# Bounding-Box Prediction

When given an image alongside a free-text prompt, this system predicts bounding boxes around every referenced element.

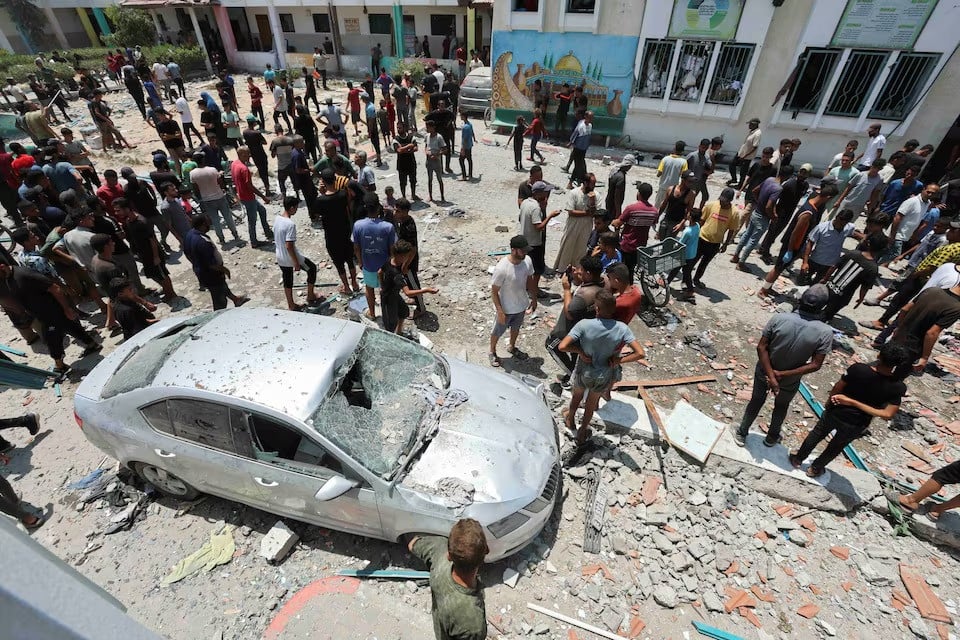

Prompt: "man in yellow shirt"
[690,187,739,288]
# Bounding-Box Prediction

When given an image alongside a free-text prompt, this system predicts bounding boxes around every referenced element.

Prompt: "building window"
[784,48,841,114]
[175,8,191,31]
[870,52,940,121]
[368,13,392,35]
[278,13,295,33]
[824,50,888,117]
[312,13,330,33]
[635,39,676,99]
[670,41,714,102]
[566,0,595,13]
[514,0,539,10]
[430,15,455,36]
[706,43,755,105]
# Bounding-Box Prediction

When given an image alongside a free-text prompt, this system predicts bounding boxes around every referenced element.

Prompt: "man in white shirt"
[884,184,939,264]
[488,235,537,367]
[727,117,761,187]
[856,122,886,171]
[432,65,445,90]
[275,195,320,311]
[267,79,291,130]
[312,47,329,90]
[354,151,376,191]
[826,139,858,172]
[173,88,203,151]
[152,61,173,103]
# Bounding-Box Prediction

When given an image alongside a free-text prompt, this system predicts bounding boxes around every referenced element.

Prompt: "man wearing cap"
[519,181,561,294]
[352,192,397,319]
[687,139,713,208]
[605,155,634,222]
[758,163,811,264]
[691,187,739,287]
[489,235,537,367]
[728,117,761,187]
[554,174,597,272]
[735,285,833,447]
[801,207,857,284]
[732,164,792,269]
[656,141,688,210]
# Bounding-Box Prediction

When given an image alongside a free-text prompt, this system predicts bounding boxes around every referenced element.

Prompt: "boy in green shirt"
[409,519,489,640]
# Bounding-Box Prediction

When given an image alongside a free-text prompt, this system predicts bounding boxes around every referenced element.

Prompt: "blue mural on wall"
[491,30,639,132]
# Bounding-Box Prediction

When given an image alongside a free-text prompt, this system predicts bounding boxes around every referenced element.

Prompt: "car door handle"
[254,477,279,487]
[154,449,176,458]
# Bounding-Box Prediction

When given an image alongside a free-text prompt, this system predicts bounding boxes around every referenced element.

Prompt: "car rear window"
[101,313,219,399]
[462,75,491,89]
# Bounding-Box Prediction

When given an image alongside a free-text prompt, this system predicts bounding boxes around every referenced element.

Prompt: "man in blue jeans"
[732,163,792,269]
[231,146,273,248]
[352,192,396,319]
[734,285,833,447]
[189,152,241,245]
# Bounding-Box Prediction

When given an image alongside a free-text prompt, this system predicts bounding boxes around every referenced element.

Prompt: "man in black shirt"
[182,215,249,310]
[120,167,171,252]
[518,166,542,207]
[113,197,179,303]
[820,234,886,322]
[0,262,100,373]
[737,146,775,224]
[392,122,419,200]
[155,109,186,168]
[242,115,273,195]
[316,169,359,294]
[421,71,439,113]
[425,100,455,173]
[758,162,811,263]
[108,277,156,340]
[391,197,425,316]
[889,283,960,379]
[789,341,908,478]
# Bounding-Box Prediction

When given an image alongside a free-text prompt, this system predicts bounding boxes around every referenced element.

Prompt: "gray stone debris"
[816,619,837,637]
[703,591,724,613]
[908,618,932,639]
[652,532,674,553]
[259,520,299,564]
[687,491,708,506]
[653,585,679,609]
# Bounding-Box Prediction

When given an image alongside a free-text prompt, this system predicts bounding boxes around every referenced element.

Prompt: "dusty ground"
[2,76,960,640]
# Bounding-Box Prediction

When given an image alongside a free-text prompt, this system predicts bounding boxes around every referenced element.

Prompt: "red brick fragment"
[797,604,820,619]
[830,546,850,561]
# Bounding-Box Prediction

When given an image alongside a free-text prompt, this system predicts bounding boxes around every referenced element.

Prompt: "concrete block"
[259,520,299,564]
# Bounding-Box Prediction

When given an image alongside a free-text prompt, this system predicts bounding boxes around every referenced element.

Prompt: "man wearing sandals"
[788,341,908,479]
[559,290,646,465]
[489,235,537,367]
[900,461,960,521]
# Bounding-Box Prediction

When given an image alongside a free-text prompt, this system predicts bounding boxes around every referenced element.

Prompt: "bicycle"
[483,105,492,128]
[634,238,685,307]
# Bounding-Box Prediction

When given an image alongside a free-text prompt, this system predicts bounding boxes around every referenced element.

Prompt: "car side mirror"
[314,475,357,501]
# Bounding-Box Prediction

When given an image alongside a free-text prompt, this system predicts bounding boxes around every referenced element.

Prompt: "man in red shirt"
[606,262,642,325]
[231,146,273,247]
[96,169,125,215]
[0,141,20,224]
[346,82,362,137]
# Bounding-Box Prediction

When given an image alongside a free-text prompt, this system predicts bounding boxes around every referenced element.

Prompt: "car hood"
[400,360,558,508]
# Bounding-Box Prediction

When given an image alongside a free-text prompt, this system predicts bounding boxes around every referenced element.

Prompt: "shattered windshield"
[102,312,219,399]
[307,329,448,476]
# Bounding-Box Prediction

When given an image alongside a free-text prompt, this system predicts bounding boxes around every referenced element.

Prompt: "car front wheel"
[133,462,200,500]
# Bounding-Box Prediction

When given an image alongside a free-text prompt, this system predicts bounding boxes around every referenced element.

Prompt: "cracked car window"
[307,329,445,476]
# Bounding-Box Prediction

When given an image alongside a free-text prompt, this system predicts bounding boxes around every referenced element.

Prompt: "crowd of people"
[2,49,960,634]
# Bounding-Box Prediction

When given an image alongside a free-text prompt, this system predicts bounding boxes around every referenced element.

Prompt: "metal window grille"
[312,13,331,33]
[368,14,392,35]
[784,48,841,114]
[635,39,677,99]
[824,50,888,117]
[870,53,940,120]
[670,41,714,102]
[279,13,295,33]
[706,43,755,105]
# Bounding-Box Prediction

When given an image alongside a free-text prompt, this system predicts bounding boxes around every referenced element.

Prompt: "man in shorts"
[352,192,397,319]
[559,289,646,464]
[275,195,321,311]
[489,235,537,367]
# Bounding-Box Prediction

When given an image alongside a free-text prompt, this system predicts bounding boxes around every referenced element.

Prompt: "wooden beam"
[613,375,716,391]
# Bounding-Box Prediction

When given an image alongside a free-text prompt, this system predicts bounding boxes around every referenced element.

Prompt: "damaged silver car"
[75,309,560,560]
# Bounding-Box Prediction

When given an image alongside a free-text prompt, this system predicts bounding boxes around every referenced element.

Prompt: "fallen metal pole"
[526,603,623,640]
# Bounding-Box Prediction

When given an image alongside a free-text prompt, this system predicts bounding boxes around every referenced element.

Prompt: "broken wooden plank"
[613,375,716,391]
[638,388,672,448]
[900,563,952,624]
[527,603,623,640]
